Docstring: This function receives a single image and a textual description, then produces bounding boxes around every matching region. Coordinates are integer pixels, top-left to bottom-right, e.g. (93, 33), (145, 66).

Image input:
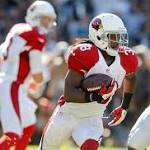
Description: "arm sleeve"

(126, 54), (138, 75)
(67, 44), (99, 76)
(68, 54), (87, 75)
(29, 50), (43, 74)
(11, 34), (27, 53)
(4, 35), (27, 57)
(119, 49), (138, 75)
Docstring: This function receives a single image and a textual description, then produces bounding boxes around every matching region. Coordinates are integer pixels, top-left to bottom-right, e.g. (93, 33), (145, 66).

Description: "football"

(81, 73), (113, 92)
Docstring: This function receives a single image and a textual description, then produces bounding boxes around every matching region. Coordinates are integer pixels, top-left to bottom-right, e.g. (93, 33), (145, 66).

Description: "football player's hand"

(108, 106), (127, 126)
(87, 80), (118, 104)
(99, 79), (118, 100)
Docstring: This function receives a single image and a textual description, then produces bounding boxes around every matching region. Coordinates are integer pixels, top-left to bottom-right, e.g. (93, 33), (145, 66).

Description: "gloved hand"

(99, 79), (118, 100)
(86, 79), (118, 104)
(108, 106), (127, 126)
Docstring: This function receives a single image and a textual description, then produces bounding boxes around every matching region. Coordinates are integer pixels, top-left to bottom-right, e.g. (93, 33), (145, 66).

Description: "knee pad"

(80, 139), (99, 150)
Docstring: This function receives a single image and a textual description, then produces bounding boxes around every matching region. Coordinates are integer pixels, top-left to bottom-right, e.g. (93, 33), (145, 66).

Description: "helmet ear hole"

(97, 36), (101, 40)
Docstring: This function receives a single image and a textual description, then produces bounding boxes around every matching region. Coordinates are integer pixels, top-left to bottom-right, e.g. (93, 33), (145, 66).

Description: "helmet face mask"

(107, 32), (128, 47)
(106, 32), (128, 56)
(25, 1), (56, 34)
(89, 13), (128, 56)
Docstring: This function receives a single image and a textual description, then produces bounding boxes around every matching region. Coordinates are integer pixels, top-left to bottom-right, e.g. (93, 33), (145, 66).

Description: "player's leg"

(15, 124), (36, 150)
(127, 105), (150, 150)
(38, 105), (77, 150)
(15, 91), (37, 150)
(0, 81), (22, 149)
(72, 115), (103, 150)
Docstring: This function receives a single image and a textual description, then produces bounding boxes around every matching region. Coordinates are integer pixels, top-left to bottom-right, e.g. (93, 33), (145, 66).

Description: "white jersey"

(0, 23), (46, 84)
(128, 105), (150, 149)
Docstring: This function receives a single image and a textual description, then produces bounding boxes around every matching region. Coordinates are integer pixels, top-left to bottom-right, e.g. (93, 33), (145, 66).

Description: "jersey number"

(79, 44), (92, 51)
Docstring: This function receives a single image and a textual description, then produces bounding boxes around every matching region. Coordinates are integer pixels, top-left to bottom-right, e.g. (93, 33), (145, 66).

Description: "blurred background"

(0, 0), (150, 148)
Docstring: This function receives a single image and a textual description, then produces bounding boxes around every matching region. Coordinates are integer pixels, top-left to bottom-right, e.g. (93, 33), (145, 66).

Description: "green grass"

(27, 145), (126, 150)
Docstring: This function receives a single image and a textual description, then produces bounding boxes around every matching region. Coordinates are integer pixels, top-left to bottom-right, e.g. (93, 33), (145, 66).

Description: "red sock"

(80, 139), (99, 150)
(15, 124), (36, 150)
(0, 132), (19, 150)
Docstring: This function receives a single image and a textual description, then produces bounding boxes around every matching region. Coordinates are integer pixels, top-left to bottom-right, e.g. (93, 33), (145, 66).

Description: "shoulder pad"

(67, 43), (99, 75)
(119, 46), (138, 74)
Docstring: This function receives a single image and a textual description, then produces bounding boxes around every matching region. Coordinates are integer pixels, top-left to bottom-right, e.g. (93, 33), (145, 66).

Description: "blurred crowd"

(0, 0), (150, 148)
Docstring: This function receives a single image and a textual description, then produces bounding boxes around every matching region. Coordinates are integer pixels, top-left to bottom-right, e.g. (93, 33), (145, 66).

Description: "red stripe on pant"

(11, 82), (21, 120)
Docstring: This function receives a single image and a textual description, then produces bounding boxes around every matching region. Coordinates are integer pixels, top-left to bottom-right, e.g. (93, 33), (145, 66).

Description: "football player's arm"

(64, 69), (106, 103)
(64, 69), (87, 103)
(29, 50), (44, 84)
(121, 73), (136, 109)
(108, 74), (136, 126)
(108, 50), (138, 126)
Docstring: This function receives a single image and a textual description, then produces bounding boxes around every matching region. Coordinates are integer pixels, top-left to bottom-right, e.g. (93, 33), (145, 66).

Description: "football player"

(128, 105), (150, 150)
(38, 13), (138, 150)
(127, 45), (150, 150)
(0, 1), (56, 150)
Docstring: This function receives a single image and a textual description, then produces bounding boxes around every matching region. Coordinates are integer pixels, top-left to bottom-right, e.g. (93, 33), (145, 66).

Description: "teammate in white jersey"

(127, 45), (150, 150)
(128, 105), (150, 150)
(0, 1), (56, 150)
(38, 13), (138, 150)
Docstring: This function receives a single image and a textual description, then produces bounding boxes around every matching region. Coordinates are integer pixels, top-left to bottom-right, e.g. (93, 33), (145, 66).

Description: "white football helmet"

(89, 13), (128, 56)
(25, 0), (56, 33)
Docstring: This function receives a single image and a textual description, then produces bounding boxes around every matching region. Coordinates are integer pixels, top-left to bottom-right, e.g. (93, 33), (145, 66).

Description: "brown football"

(81, 73), (113, 92)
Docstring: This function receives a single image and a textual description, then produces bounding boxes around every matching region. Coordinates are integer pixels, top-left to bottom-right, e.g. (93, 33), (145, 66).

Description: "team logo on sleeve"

(92, 18), (103, 31)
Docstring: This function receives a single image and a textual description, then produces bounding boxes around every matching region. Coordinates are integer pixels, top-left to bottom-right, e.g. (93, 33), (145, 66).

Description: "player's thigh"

(41, 105), (77, 147)
(0, 81), (22, 135)
(128, 106), (150, 149)
(72, 115), (103, 147)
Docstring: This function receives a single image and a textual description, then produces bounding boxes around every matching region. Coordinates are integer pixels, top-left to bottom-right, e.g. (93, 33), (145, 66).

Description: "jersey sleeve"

(119, 47), (138, 75)
(67, 43), (99, 76)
